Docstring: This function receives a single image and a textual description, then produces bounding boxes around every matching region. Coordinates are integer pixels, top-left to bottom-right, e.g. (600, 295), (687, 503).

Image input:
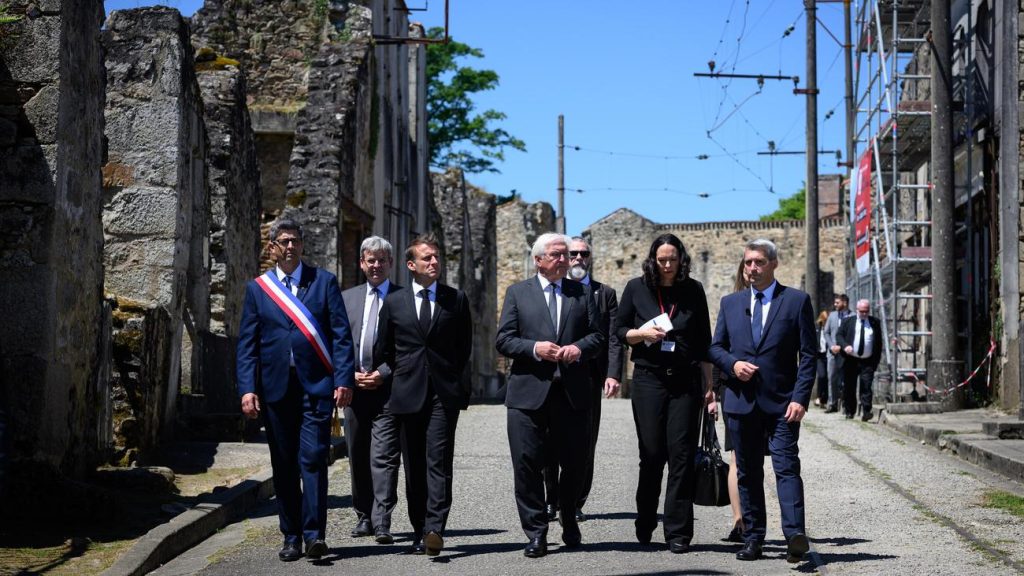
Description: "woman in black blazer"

(616, 233), (713, 553)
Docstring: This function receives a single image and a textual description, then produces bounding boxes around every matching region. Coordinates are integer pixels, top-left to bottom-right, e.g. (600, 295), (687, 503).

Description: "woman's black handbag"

(693, 409), (730, 507)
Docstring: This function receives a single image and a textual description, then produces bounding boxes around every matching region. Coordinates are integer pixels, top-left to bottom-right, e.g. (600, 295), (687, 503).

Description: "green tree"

(760, 186), (806, 221)
(426, 27), (525, 174)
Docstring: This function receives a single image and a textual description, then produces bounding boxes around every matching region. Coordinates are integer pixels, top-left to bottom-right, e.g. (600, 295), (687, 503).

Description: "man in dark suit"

(835, 298), (882, 421)
(708, 238), (814, 564)
(340, 236), (402, 543)
(496, 232), (604, 558)
(237, 219), (355, 562)
(544, 236), (623, 523)
(373, 234), (472, 557)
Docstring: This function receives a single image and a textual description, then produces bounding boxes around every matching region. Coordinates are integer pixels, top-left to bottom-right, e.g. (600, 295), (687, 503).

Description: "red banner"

(854, 148), (872, 274)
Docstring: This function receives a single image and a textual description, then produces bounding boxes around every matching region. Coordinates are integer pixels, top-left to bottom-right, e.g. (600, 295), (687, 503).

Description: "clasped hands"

(534, 341), (582, 363)
(354, 370), (383, 390)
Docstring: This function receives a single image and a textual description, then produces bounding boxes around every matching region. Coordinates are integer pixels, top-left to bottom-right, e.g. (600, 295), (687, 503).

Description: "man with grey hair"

(237, 218), (355, 561)
(835, 298), (882, 421)
(341, 236), (403, 543)
(543, 236), (623, 523)
(496, 232), (604, 557)
(709, 238), (815, 564)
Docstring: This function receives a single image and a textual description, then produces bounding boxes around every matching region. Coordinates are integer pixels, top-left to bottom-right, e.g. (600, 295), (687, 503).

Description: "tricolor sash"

(255, 271), (334, 372)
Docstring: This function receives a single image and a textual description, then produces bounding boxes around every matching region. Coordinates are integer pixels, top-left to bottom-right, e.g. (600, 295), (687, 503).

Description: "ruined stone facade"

(495, 198), (557, 322)
(584, 208), (848, 329)
(196, 63), (261, 411)
(0, 0), (108, 477)
(432, 169), (499, 398)
(102, 8), (208, 460)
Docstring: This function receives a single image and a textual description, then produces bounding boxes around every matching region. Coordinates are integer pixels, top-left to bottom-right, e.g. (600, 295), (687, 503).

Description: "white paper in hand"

(639, 313), (673, 346)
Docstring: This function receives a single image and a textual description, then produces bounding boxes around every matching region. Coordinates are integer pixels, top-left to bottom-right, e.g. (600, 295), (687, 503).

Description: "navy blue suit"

(709, 282), (815, 545)
(237, 264), (356, 545)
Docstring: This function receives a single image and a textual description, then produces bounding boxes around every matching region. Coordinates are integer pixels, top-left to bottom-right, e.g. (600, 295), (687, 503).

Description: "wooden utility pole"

(803, 0), (820, 312)
(557, 115), (565, 234)
(929, 0), (963, 405)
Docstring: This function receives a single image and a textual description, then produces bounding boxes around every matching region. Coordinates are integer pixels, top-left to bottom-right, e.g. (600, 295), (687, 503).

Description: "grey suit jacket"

(342, 281), (402, 381)
(823, 309), (850, 357)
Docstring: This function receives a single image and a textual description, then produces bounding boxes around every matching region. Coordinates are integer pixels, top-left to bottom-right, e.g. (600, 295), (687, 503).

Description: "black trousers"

(544, 378), (602, 512)
(369, 402), (404, 531)
(343, 390), (386, 524)
(815, 354), (829, 405)
(842, 357), (876, 417)
(396, 386), (460, 536)
(508, 380), (589, 540)
(630, 366), (701, 544)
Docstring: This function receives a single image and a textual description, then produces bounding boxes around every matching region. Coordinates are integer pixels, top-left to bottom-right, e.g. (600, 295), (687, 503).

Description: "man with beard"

(543, 237), (623, 523)
(822, 294), (851, 413)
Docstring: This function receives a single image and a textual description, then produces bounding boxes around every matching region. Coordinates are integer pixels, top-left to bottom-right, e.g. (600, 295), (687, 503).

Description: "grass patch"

(981, 490), (1024, 519)
(175, 466), (260, 498)
(0, 537), (137, 576)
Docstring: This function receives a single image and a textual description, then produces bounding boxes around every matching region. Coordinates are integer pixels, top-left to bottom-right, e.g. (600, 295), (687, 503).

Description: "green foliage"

(314, 0), (329, 23)
(425, 27), (525, 174)
(0, 2), (22, 25)
(760, 186), (806, 221)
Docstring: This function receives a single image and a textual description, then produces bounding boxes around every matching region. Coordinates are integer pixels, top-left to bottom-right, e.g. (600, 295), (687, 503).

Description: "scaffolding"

(850, 0), (934, 401)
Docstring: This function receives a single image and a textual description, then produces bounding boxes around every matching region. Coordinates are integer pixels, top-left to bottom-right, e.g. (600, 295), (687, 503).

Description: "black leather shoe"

(736, 541), (763, 561)
(374, 529), (393, 544)
(545, 504), (558, 522)
(845, 413), (854, 419)
(575, 508), (586, 522)
(560, 511), (581, 547)
(635, 525), (654, 545)
(787, 533), (810, 563)
(350, 518), (373, 537)
(524, 536), (547, 558)
(723, 524), (744, 543)
(668, 540), (690, 554)
(304, 538), (327, 560)
(409, 540), (426, 555)
(424, 531), (444, 556)
(279, 541), (302, 562)
(861, 410), (874, 422)
(824, 406), (838, 414)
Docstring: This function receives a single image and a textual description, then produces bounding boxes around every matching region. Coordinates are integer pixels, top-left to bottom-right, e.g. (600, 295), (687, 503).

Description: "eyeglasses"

(273, 237), (302, 247)
(568, 250), (591, 258)
(545, 252), (568, 261)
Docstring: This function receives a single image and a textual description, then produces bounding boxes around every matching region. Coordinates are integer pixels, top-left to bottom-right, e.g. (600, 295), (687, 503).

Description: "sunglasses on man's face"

(569, 250), (591, 258)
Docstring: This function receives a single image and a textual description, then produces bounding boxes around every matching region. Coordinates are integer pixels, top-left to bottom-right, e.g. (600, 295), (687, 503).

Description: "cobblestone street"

(155, 400), (1024, 575)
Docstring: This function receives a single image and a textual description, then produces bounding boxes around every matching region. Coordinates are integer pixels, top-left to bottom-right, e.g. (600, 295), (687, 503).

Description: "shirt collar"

(537, 274), (562, 291)
(276, 262), (303, 284)
(578, 274), (591, 286)
(751, 280), (777, 302)
(412, 279), (437, 297)
(368, 279), (390, 298)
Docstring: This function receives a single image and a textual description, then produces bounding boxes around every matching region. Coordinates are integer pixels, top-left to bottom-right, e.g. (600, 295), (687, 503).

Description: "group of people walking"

(236, 219), (825, 566)
(816, 293), (883, 421)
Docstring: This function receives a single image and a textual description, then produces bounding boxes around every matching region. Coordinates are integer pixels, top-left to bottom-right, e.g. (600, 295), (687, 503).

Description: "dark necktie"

(548, 284), (559, 334)
(419, 289), (431, 335)
(857, 318), (866, 356)
(751, 291), (764, 345)
(361, 287), (380, 371)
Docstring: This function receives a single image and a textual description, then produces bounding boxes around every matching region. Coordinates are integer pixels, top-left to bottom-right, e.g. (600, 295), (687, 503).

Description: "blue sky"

(105, 1), (851, 236)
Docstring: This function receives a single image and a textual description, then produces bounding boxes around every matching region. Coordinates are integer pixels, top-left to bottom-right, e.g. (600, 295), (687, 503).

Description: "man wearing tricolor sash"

(237, 219), (356, 562)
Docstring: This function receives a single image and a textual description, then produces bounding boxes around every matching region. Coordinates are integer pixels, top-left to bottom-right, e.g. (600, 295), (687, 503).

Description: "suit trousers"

(343, 390), (386, 524)
(396, 385), (460, 536)
(826, 354), (844, 409)
(262, 371), (333, 544)
(629, 367), (701, 544)
(369, 402), (403, 531)
(727, 406), (806, 545)
(543, 376), (602, 512)
(508, 380), (589, 540)
(842, 357), (876, 417)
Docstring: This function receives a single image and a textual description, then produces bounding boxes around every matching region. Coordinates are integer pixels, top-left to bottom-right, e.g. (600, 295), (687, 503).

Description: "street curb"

(880, 412), (1024, 483)
(102, 438), (347, 576)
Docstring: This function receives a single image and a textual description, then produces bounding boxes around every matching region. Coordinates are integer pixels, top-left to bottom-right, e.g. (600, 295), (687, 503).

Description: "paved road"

(156, 399), (1024, 575)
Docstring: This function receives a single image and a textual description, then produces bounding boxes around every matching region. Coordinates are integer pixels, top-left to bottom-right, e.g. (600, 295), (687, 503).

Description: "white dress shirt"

(276, 262), (303, 366)
(850, 316), (875, 358)
(749, 280), (777, 328)
(411, 279), (437, 318)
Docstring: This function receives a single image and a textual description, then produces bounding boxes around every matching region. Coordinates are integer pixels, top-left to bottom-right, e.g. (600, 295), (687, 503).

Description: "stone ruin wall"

(102, 8), (208, 461)
(0, 0), (108, 478)
(432, 169), (499, 399)
(585, 208), (849, 329)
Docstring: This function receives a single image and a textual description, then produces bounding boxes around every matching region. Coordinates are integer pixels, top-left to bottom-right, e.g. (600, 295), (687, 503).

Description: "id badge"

(660, 340), (676, 353)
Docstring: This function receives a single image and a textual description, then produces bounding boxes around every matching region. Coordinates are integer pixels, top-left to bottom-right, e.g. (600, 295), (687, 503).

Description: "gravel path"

(156, 399), (1024, 575)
